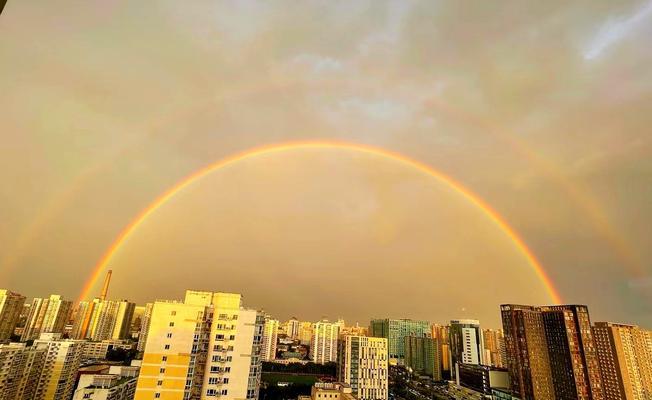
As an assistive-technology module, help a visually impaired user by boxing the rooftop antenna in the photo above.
[100,269,112,301]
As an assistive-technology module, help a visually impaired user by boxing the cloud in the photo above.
[583,0,652,60]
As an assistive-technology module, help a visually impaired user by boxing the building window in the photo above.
[171,311,176,316]
[165,344,170,350]
[221,390,228,395]
[160,368,166,373]
[169,322,175,327]
[155,394,161,399]
[162,356,167,362]
[167,333,173,338]
[157,380,163,386]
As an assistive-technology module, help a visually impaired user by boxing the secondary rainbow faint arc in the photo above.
[78,140,562,304]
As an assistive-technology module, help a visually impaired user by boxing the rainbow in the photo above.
[79,140,562,304]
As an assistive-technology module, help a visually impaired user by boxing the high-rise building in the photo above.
[262,317,279,361]
[338,335,388,400]
[137,303,154,353]
[369,319,430,365]
[134,290,264,400]
[449,319,484,378]
[0,289,26,341]
[285,318,300,339]
[340,323,368,338]
[404,336,441,380]
[299,322,313,346]
[71,298,100,339]
[311,320,340,364]
[539,305,603,400]
[501,304,554,400]
[87,300,136,341]
[593,322,652,400]
[0,342,47,400]
[33,333,86,400]
[482,329,505,368]
[21,295,73,341]
[502,304,605,400]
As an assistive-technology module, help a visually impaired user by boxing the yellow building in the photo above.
[0,342,47,400]
[593,322,652,400]
[135,290,263,400]
[311,320,339,364]
[261,317,279,361]
[0,289,26,340]
[298,322,313,346]
[338,336,388,400]
[21,295,72,341]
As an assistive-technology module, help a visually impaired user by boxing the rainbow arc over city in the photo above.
[78,140,562,304]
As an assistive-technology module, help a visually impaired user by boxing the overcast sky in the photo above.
[1,1,650,328]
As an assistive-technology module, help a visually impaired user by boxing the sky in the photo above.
[0,0,651,328]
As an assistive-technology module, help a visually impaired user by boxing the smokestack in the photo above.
[100,269,112,301]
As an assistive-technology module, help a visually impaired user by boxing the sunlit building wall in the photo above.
[449,319,484,379]
[311,320,340,364]
[33,333,86,400]
[299,322,313,346]
[404,336,441,380]
[21,295,72,341]
[0,342,47,400]
[261,317,279,361]
[0,289,26,340]
[137,303,154,353]
[285,318,300,340]
[134,291,264,400]
[593,322,652,400]
[338,335,388,400]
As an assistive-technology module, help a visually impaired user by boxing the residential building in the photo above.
[502,304,605,400]
[449,320,484,379]
[404,336,441,380]
[0,342,47,400]
[309,382,356,400]
[73,365,139,400]
[340,323,368,338]
[369,319,430,365]
[299,322,313,346]
[87,300,136,341]
[311,320,340,364]
[82,339,135,361]
[134,290,264,400]
[338,335,388,400]
[593,322,652,400]
[482,329,504,368]
[0,289,26,341]
[285,318,300,339]
[262,317,279,361]
[21,295,72,341]
[137,303,153,353]
[33,333,86,400]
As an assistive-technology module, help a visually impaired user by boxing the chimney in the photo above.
[100,270,112,301]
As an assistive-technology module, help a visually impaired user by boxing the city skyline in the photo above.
[1,1,651,328]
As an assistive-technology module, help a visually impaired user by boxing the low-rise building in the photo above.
[73,365,140,400]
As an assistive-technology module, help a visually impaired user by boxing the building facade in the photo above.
[0,289,26,341]
[338,335,388,400]
[369,319,430,365]
[261,317,278,362]
[0,342,47,400]
[21,295,72,341]
[449,319,484,379]
[593,322,652,400]
[404,336,441,380]
[311,320,340,364]
[134,290,264,400]
[33,333,86,400]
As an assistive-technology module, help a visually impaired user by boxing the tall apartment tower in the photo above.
[502,304,605,400]
[0,342,47,400]
[285,318,300,339]
[482,329,505,368]
[299,322,313,346]
[21,295,73,341]
[87,300,136,341]
[449,319,484,378]
[137,303,154,353]
[404,336,442,380]
[311,320,340,364]
[338,335,388,400]
[261,317,279,361]
[134,290,264,400]
[539,305,603,400]
[33,333,86,400]
[369,319,431,365]
[0,289,26,340]
[593,322,652,400]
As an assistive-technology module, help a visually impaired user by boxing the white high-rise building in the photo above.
[311,320,340,364]
[285,318,299,339]
[261,317,279,361]
[21,295,73,341]
[338,335,388,400]
[134,290,264,400]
